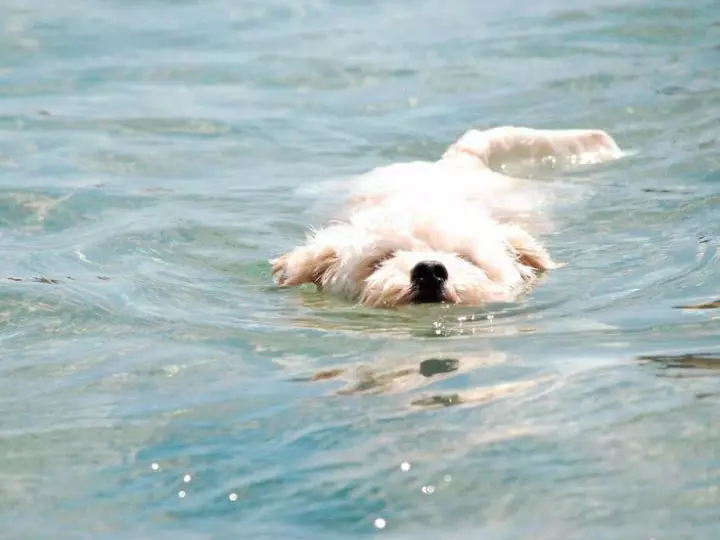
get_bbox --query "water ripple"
[1,0,719,538]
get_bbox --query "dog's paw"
[270,254,292,286]
[270,245,337,287]
[499,223,557,274]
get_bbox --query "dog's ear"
[499,224,560,273]
[270,244,338,287]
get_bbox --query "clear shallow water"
[1,0,718,538]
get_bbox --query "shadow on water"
[638,352,720,369]
[292,345,557,412]
[674,299,720,310]
[638,352,720,382]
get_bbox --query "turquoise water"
[1,0,719,538]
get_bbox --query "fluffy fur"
[271,126,623,308]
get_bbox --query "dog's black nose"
[411,260,448,303]
[411,260,448,284]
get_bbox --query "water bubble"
[444,474,452,483]
[183,474,192,483]
[400,462,411,472]
[150,462,160,471]
[229,493,238,502]
[178,490,186,498]
[374,517,387,529]
[421,485,436,495]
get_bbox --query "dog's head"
[271,197,557,308]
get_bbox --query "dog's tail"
[442,126,625,170]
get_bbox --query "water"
[1,0,718,538]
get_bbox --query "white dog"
[271,126,623,308]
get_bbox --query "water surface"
[1,0,719,538]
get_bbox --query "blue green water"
[1,0,719,538]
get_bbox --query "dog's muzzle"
[410,260,448,303]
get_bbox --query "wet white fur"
[271,126,623,308]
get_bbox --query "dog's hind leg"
[444,126,623,169]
